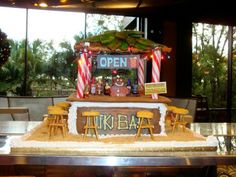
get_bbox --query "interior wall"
[146,17,177,97]
[162,21,177,97]
[175,20,192,97]
[145,17,163,85]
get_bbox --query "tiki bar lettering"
[97,114,138,130]
[97,114,114,130]
[77,107,160,134]
[129,116,138,130]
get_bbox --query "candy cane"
[138,57,145,90]
[86,56,92,85]
[76,53,87,98]
[152,49,161,99]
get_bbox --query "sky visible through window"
[0,6,85,48]
[0,7,26,40]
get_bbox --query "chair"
[81,111,100,140]
[171,107,189,133]
[48,108,68,139]
[135,110,154,140]
[0,107,30,121]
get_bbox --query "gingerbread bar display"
[68,30,172,135]
[10,30,218,154]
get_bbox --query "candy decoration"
[81,53,88,84]
[86,56,92,86]
[152,49,161,99]
[138,57,145,90]
[76,53,87,98]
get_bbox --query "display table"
[0,121,236,166]
[67,94,171,135]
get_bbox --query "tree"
[0,14,125,96]
[0,40,24,95]
[44,40,77,91]
[0,29,10,67]
[192,23,228,107]
[86,14,124,35]
[0,39,55,95]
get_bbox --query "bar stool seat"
[172,107,189,133]
[48,108,68,139]
[135,110,154,140]
[166,105,177,112]
[46,106,64,125]
[82,111,100,140]
[55,101,71,111]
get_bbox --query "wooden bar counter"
[67,93,171,103]
[67,93,171,135]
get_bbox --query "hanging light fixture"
[38,1,48,7]
[39,2,48,7]
[60,0,68,3]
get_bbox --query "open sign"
[97,55,139,69]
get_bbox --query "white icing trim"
[98,133,166,138]
[10,135,218,149]
[68,102,167,135]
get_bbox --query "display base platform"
[10,120,218,155]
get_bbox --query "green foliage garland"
[0,29,10,67]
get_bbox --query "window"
[0,6,134,97]
[192,23,234,121]
[0,7,26,96]
[27,9,85,96]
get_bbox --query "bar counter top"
[67,93,171,103]
[1,121,236,166]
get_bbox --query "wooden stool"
[82,111,100,140]
[47,106,63,126]
[53,102,71,128]
[55,101,71,111]
[166,105,177,112]
[172,107,189,133]
[48,108,68,139]
[48,105,69,130]
[166,105,177,126]
[135,111,154,140]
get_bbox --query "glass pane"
[0,7,26,41]
[192,23,228,121]
[28,9,85,96]
[0,6,26,96]
[232,27,236,122]
[86,13,125,35]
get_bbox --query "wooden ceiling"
[0,0,235,25]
